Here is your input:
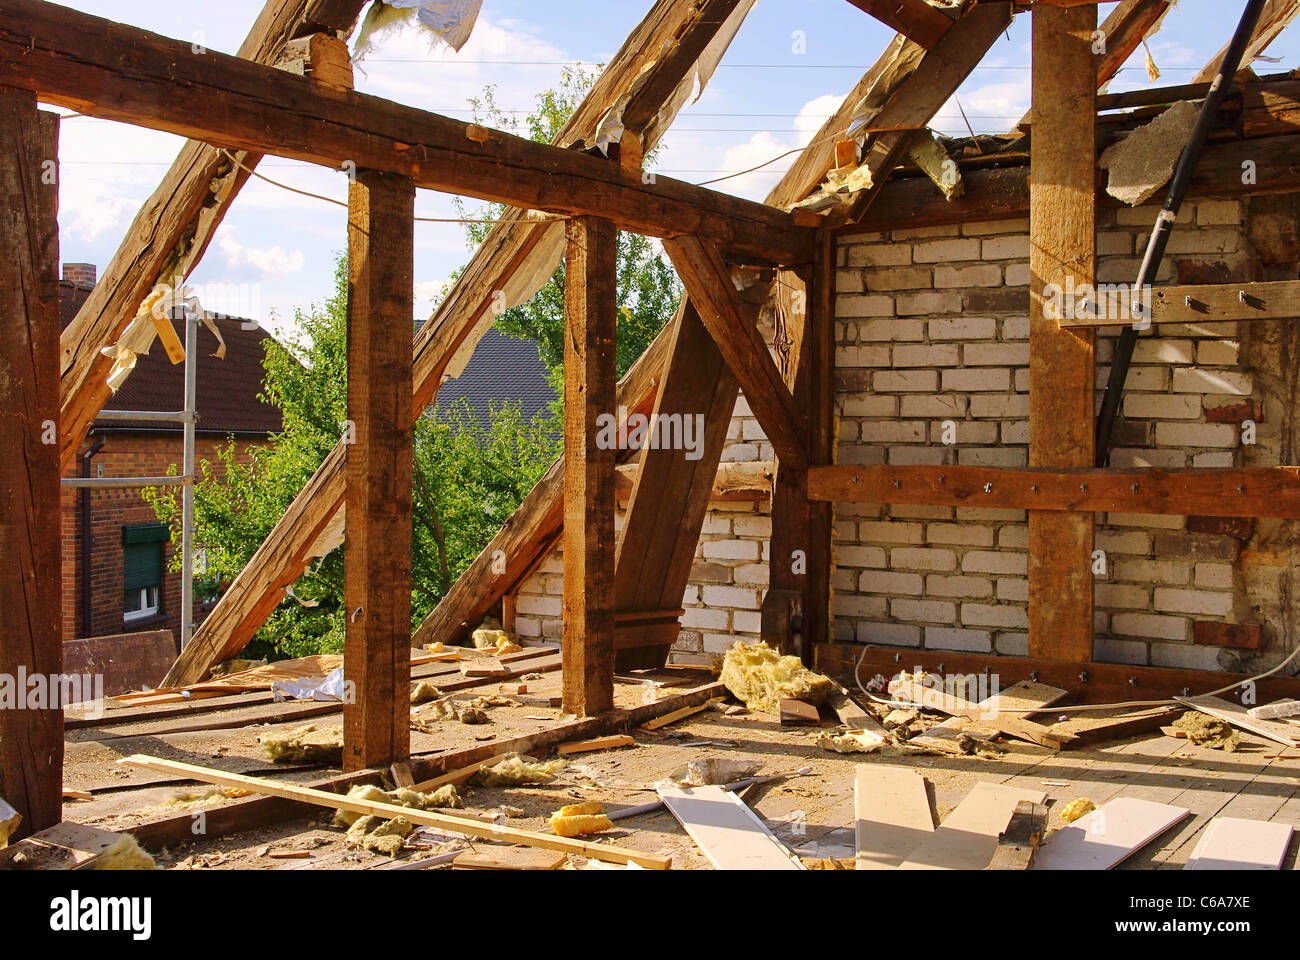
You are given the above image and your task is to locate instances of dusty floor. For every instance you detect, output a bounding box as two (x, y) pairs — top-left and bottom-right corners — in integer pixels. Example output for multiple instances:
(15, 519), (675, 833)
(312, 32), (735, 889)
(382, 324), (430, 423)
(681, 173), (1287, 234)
(55, 657), (1300, 870)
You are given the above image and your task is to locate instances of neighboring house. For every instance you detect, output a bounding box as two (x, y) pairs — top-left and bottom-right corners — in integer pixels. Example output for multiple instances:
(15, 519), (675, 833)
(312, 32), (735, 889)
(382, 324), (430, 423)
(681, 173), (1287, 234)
(58, 264), (283, 652)
(433, 326), (557, 431)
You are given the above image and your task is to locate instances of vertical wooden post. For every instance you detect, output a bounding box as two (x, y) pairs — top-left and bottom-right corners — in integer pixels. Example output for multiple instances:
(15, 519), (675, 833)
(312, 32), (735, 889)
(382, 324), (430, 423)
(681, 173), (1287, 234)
(344, 169), (414, 770)
(562, 216), (617, 716)
(765, 234), (831, 662)
(0, 90), (61, 837)
(1028, 4), (1097, 661)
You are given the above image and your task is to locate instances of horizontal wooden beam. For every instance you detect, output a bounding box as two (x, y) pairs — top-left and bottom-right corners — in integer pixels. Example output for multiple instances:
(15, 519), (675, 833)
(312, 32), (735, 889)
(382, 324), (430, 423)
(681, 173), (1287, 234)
(0, 0), (813, 265)
(844, 0), (955, 49)
(815, 643), (1300, 706)
(1060, 278), (1300, 327)
(808, 464), (1300, 518)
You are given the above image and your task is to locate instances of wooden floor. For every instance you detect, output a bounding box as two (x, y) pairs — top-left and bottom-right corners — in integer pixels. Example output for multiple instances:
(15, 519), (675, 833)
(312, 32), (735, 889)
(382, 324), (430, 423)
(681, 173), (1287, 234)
(54, 653), (1300, 870)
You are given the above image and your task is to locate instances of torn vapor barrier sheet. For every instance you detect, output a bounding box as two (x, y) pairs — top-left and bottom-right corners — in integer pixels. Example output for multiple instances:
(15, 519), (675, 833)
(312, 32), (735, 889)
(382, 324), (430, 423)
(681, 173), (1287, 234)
(354, 0), (484, 61)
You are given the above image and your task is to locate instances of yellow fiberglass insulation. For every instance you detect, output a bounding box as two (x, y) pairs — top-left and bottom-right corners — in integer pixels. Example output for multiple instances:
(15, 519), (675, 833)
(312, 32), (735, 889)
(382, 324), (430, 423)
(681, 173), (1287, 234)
(410, 679), (443, 705)
(345, 814), (414, 856)
(1059, 798), (1096, 823)
(332, 783), (461, 828)
(1173, 711), (1241, 751)
(719, 641), (835, 714)
(471, 753), (567, 787)
(90, 833), (156, 871)
(549, 800), (612, 837)
(261, 723), (344, 764)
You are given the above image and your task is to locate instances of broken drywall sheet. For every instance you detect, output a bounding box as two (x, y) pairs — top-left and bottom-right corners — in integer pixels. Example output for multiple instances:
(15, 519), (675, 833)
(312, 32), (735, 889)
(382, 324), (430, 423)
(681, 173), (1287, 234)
(1098, 99), (1200, 206)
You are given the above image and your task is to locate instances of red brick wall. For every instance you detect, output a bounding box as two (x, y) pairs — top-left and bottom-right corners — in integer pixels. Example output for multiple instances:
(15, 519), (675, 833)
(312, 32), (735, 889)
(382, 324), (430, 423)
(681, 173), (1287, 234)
(60, 431), (267, 646)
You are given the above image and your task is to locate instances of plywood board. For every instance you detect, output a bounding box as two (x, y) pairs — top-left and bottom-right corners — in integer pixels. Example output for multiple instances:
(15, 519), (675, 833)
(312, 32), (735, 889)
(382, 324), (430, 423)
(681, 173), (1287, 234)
(899, 782), (1047, 870)
(1034, 797), (1190, 870)
(657, 784), (804, 870)
(1185, 817), (1293, 870)
(854, 766), (934, 870)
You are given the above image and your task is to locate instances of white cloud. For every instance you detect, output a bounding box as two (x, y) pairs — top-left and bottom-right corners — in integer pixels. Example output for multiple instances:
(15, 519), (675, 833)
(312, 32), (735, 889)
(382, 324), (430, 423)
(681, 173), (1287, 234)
(217, 227), (304, 276)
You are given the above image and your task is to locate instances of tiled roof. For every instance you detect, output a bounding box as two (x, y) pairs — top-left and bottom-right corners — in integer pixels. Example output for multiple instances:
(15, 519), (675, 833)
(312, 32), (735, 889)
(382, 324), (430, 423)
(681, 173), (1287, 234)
(434, 327), (557, 432)
(60, 280), (283, 436)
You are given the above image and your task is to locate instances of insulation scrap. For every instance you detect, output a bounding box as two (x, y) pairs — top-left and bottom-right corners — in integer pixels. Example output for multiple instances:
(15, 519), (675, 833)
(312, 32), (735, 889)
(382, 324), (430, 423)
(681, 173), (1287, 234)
(472, 623), (511, 649)
(471, 753), (567, 786)
(1098, 100), (1200, 206)
(1059, 798), (1096, 823)
(803, 856), (856, 870)
(353, 0), (483, 62)
(668, 757), (763, 787)
(0, 797), (20, 849)
(410, 680), (443, 705)
(261, 723), (344, 764)
(550, 800), (615, 837)
(1173, 711), (1241, 751)
(719, 641), (835, 714)
(332, 783), (461, 828)
(346, 814), (414, 856)
(89, 833), (155, 871)
(495, 637), (524, 655)
(815, 728), (885, 755)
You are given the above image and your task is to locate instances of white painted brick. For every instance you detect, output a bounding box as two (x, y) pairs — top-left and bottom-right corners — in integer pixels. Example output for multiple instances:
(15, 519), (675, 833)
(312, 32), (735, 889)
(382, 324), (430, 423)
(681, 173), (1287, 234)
(861, 570), (925, 594)
(894, 343), (960, 367)
(1004, 262), (1031, 287)
(1001, 316), (1030, 339)
(914, 237), (981, 262)
(839, 545), (888, 568)
(962, 551), (1028, 575)
(926, 523), (994, 546)
(846, 244), (912, 267)
(1122, 394), (1201, 419)
(1196, 340), (1240, 365)
(1173, 368), (1252, 395)
(963, 342), (1029, 366)
(939, 421), (999, 445)
(516, 593), (561, 617)
(1194, 200), (1241, 225)
(701, 585), (761, 609)
(1155, 422), (1238, 448)
(895, 291), (964, 316)
(703, 633), (738, 653)
(900, 395), (969, 418)
(701, 539), (761, 562)
(859, 420), (928, 443)
(836, 344), (892, 367)
(1153, 588), (1233, 617)
(1192, 451), (1236, 469)
(1095, 530), (1151, 554)
(934, 263), (1003, 288)
(891, 598), (956, 623)
(929, 316), (996, 340)
(925, 626), (993, 652)
(996, 577), (1027, 602)
(1110, 448), (1188, 470)
(732, 610), (762, 634)
(733, 564), (770, 587)
(1095, 583), (1149, 609)
(995, 632), (1029, 656)
(859, 520), (924, 543)
(856, 317), (926, 341)
(980, 235), (1030, 259)
(834, 593), (889, 619)
(682, 585), (700, 605)
(515, 616), (541, 638)
(1107, 512), (1185, 530)
(959, 447), (1027, 467)
(875, 369), (939, 392)
(733, 516), (771, 538)
(969, 394), (1029, 418)
(1113, 558), (1190, 584)
(541, 618), (563, 639)
(856, 622), (922, 647)
(836, 269), (864, 294)
(1132, 338), (1195, 364)
(962, 218), (1029, 236)
(998, 526), (1029, 549)
(956, 507), (1026, 522)
(1112, 612), (1188, 641)
(836, 294), (896, 318)
(926, 574), (994, 598)
(1000, 421), (1029, 445)
(865, 266), (932, 291)
(942, 368), (1011, 392)
(893, 224), (959, 240)
(889, 446), (947, 465)
(699, 515), (731, 536)
(682, 606), (729, 630)
(890, 547), (957, 571)
(721, 443), (759, 462)
(1195, 563), (1235, 589)
(1164, 228), (1238, 255)
(841, 396), (900, 417)
(1150, 641), (1224, 671)
(961, 603), (1028, 629)
(1094, 635), (1148, 666)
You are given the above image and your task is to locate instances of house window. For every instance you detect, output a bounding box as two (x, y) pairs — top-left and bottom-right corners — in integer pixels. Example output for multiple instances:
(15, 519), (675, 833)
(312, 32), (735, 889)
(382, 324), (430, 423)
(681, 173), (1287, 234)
(122, 522), (169, 623)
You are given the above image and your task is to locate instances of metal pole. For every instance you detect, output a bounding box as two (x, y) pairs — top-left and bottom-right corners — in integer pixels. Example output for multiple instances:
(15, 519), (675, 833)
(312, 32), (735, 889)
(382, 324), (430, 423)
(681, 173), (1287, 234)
(181, 308), (198, 651)
(1094, 0), (1268, 465)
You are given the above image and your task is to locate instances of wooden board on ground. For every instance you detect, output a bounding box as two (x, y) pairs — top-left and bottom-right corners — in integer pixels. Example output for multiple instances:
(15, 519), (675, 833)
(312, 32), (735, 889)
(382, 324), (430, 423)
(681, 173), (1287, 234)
(557, 735), (635, 756)
(1185, 817), (1294, 870)
(1175, 695), (1300, 748)
(123, 754), (670, 869)
(987, 801), (1048, 870)
(1034, 797), (1191, 870)
(906, 679), (1069, 753)
(641, 698), (722, 730)
(779, 699), (820, 726)
(899, 782), (1048, 870)
(454, 846), (568, 870)
(0, 821), (124, 870)
(461, 660), (510, 678)
(657, 784), (804, 870)
(828, 681), (886, 732)
(854, 766), (934, 870)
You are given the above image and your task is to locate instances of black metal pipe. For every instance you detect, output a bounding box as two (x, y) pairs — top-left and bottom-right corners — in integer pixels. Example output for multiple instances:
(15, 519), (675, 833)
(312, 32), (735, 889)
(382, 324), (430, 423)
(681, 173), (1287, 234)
(1094, 0), (1268, 466)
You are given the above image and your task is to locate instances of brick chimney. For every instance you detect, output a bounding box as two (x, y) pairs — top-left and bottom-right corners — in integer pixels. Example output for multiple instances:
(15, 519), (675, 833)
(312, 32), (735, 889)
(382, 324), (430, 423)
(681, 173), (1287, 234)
(62, 262), (96, 286)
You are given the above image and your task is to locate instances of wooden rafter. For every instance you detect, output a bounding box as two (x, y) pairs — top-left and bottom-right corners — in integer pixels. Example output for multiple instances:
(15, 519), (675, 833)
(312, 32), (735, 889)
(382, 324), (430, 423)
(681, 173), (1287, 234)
(161, 0), (757, 686)
(665, 236), (808, 472)
(844, 0), (955, 49)
(55, 0), (368, 473)
(1193, 0), (1299, 83)
(0, 1), (811, 266)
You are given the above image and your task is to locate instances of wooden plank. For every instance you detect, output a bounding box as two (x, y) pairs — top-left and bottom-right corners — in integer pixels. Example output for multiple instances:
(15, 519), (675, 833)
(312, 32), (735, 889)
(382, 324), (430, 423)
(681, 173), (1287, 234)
(807, 464), (1300, 519)
(899, 782), (1048, 870)
(1186, 816), (1294, 870)
(409, 753), (511, 794)
(843, 0), (954, 49)
(0, 1), (812, 266)
(56, 0), (367, 471)
(657, 784), (804, 870)
(615, 459), (772, 502)
(854, 766), (934, 870)
(563, 217), (617, 717)
(612, 299), (741, 668)
(1034, 797), (1191, 870)
(1145, 279), (1297, 326)
(640, 698), (722, 730)
(665, 236), (806, 471)
(1175, 695), (1300, 748)
(556, 735), (635, 756)
(910, 680), (1068, 754)
(342, 169), (414, 771)
(1029, 1), (1097, 663)
(455, 846), (568, 870)
(123, 755), (671, 869)
(891, 675), (1076, 750)
(0, 92), (61, 840)
(0, 822), (124, 870)
(987, 801), (1049, 871)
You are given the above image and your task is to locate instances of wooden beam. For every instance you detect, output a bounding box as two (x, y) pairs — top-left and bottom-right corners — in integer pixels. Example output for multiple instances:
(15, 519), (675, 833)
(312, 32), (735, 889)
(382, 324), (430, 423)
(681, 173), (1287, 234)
(161, 0), (747, 687)
(1029, 2), (1097, 663)
(837, 1), (1013, 224)
(343, 170), (414, 771)
(562, 217), (618, 717)
(808, 464), (1300, 519)
(1193, 0), (1299, 83)
(844, 0), (955, 49)
(613, 300), (741, 668)
(0, 91), (61, 840)
(0, 1), (812, 267)
(1099, 0), (1173, 87)
(615, 459), (773, 502)
(666, 236), (807, 471)
(1060, 278), (1300, 327)
(815, 642), (1300, 706)
(56, 0), (366, 473)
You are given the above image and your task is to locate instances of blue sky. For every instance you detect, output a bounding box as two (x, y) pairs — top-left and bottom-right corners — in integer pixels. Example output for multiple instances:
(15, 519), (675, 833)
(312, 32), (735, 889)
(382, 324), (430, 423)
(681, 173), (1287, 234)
(52, 0), (1298, 338)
